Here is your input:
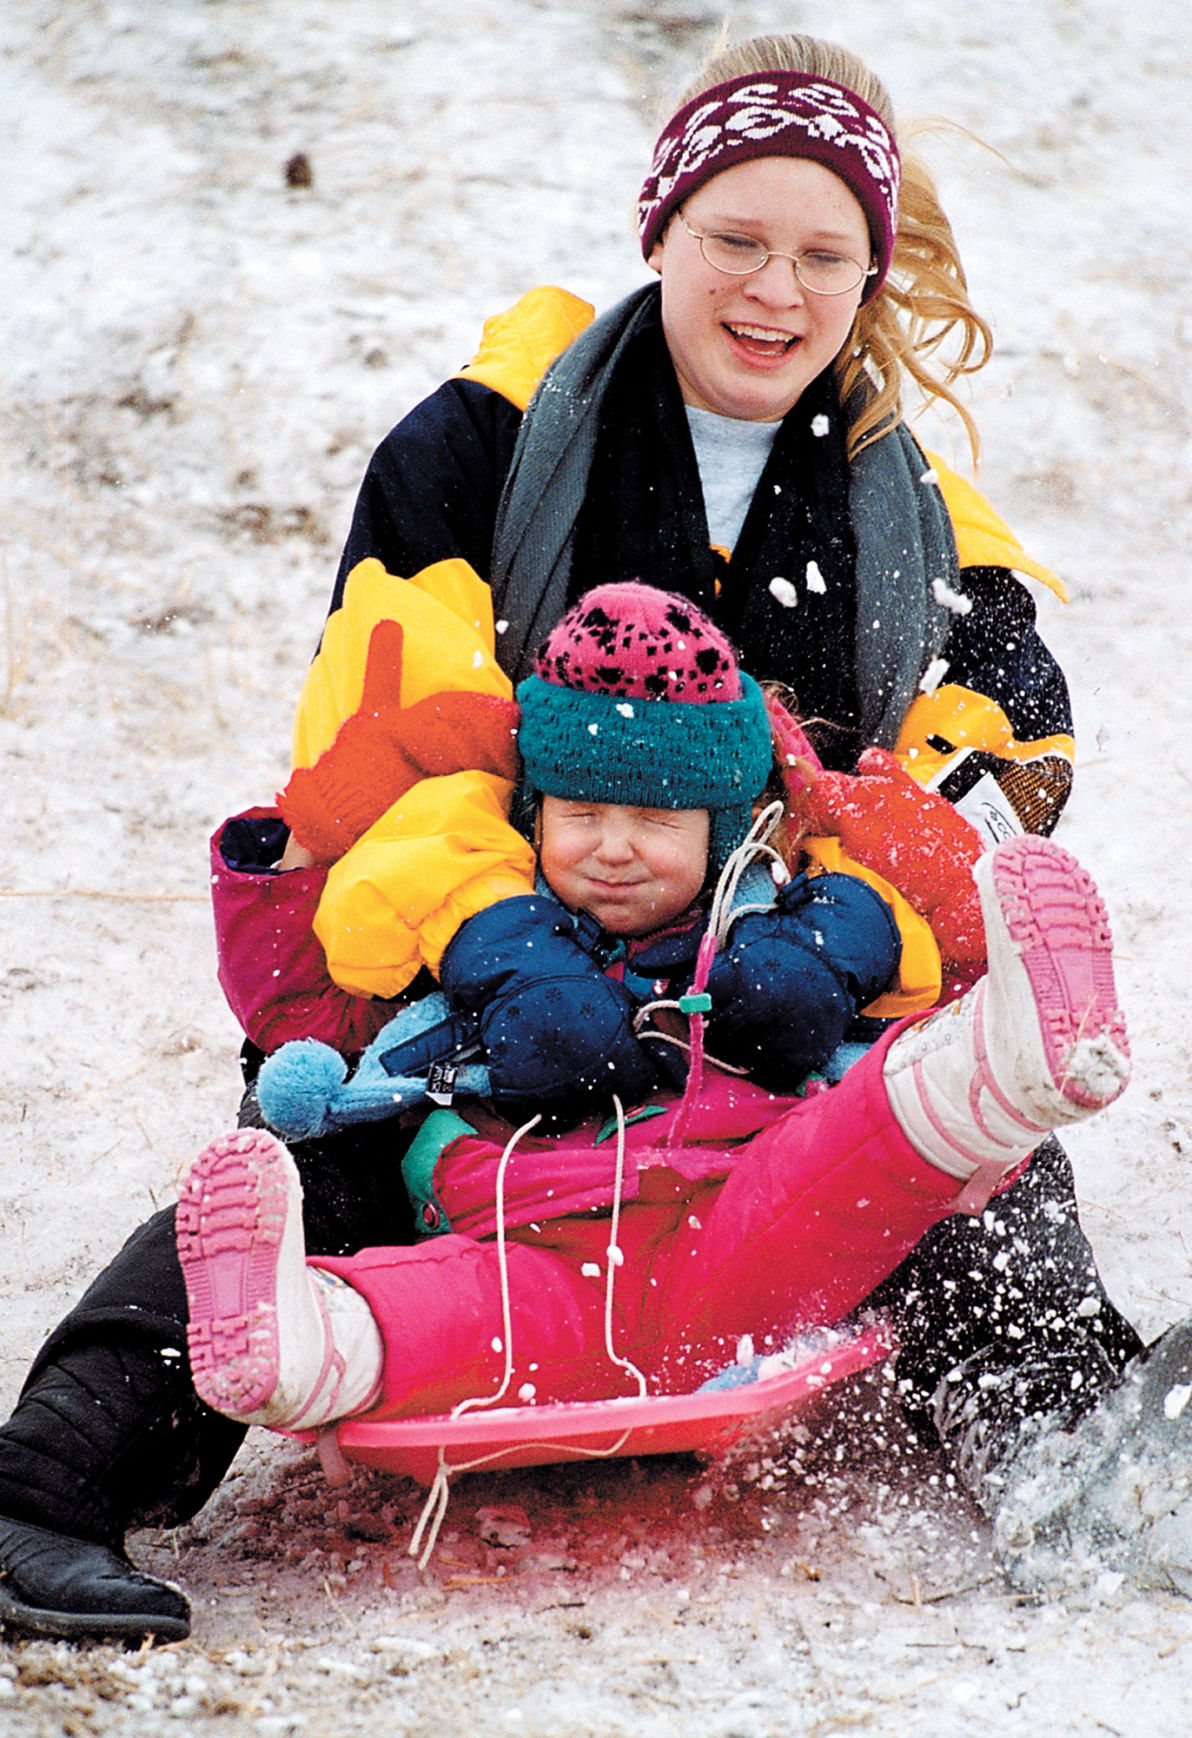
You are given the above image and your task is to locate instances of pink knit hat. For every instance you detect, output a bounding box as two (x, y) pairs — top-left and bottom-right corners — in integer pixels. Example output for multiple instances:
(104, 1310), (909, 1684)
(516, 584), (774, 873)
(534, 582), (742, 702)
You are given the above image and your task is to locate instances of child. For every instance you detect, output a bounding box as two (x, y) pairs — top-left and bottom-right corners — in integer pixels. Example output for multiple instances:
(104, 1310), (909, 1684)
(247, 582), (930, 1147)
(175, 589), (1131, 1496)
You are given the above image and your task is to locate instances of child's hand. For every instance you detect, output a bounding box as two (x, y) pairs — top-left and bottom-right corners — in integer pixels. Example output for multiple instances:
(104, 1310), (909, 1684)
(805, 748), (986, 969)
(441, 895), (658, 1129)
(703, 873), (902, 1091)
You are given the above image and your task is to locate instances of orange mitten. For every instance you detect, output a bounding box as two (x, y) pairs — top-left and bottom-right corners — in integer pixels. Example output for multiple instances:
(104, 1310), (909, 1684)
(278, 618), (520, 864)
(805, 747), (986, 969)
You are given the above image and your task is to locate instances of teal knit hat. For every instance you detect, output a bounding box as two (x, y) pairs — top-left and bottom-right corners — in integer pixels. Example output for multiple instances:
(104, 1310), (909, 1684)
(516, 584), (774, 874)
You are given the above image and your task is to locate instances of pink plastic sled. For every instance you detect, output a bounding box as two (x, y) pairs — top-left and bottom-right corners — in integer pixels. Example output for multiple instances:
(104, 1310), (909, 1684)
(322, 1319), (894, 1487)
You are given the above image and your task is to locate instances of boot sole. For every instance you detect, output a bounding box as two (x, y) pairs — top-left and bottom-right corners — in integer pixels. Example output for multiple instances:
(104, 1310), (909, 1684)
(177, 1130), (296, 1419)
(0, 1581), (190, 1645)
(979, 835), (1129, 1111)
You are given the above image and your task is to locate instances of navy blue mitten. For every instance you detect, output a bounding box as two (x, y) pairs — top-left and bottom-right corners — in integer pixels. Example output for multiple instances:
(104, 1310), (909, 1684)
(698, 872), (901, 1092)
(440, 894), (659, 1128)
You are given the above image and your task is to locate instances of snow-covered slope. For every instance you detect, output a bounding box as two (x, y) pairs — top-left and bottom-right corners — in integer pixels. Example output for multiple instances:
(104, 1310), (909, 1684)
(2, 1), (1190, 1731)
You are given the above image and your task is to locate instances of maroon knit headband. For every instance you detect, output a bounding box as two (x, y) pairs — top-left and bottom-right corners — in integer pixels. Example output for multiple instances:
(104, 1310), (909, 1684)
(638, 72), (900, 301)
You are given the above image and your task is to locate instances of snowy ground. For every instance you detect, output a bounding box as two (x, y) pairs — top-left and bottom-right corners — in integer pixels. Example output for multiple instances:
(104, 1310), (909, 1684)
(2, 0), (1191, 1732)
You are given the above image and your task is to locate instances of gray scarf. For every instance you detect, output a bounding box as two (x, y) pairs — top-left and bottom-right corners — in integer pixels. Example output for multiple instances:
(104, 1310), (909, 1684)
(490, 284), (958, 749)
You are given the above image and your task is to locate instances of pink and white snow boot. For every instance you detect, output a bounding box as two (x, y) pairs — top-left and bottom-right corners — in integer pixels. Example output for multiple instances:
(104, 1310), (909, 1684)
(177, 1129), (383, 1430)
(884, 834), (1130, 1213)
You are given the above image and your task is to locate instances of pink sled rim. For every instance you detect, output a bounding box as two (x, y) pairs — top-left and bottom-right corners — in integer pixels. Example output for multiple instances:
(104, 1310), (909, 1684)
(292, 1320), (894, 1486)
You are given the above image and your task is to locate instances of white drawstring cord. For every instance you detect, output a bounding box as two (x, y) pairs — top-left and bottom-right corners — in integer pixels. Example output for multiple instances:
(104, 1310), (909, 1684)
(407, 1110), (539, 1568)
(632, 798), (789, 1072)
(601, 1096), (649, 1401)
(407, 1096), (647, 1569)
(630, 1008), (750, 1075)
(659, 801), (792, 1150)
(408, 810), (793, 1563)
(705, 800), (788, 944)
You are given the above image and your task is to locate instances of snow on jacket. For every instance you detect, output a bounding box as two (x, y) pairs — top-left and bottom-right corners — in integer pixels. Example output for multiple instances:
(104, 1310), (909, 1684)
(292, 286), (1074, 1000)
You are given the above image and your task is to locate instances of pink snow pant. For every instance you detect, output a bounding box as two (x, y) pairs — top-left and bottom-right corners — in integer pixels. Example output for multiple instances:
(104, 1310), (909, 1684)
(317, 1033), (963, 1419)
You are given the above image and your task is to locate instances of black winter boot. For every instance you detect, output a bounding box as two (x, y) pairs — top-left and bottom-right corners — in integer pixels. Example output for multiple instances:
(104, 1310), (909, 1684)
(0, 1516), (189, 1644)
(0, 1205), (246, 1549)
(0, 1333), (240, 1645)
(931, 1338), (1121, 1513)
(0, 1207), (244, 1644)
(986, 1317), (1192, 1598)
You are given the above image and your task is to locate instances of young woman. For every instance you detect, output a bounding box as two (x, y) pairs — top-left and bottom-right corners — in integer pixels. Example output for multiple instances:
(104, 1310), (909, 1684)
(0, 33), (1177, 1646)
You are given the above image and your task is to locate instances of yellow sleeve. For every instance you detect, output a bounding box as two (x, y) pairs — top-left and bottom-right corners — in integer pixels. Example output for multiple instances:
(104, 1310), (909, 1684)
(313, 771), (536, 1000)
(290, 557), (511, 771)
(802, 836), (942, 1018)
(894, 683), (1075, 790)
(925, 451), (1067, 601)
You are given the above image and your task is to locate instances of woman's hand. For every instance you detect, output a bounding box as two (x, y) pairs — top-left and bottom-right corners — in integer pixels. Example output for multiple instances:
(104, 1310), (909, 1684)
(806, 748), (986, 968)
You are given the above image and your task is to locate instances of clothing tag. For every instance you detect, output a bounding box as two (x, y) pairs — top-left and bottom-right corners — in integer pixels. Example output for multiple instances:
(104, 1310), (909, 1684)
(425, 1062), (458, 1106)
(926, 749), (1022, 848)
(952, 773), (1022, 848)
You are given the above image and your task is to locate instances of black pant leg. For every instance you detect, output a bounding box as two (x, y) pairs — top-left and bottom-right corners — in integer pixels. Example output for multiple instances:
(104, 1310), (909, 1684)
(0, 1115), (418, 1543)
(869, 1136), (1144, 1442)
(0, 1208), (241, 1542)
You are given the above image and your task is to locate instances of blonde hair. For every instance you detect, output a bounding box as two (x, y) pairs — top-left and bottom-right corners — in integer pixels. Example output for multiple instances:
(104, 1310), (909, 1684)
(671, 34), (992, 463)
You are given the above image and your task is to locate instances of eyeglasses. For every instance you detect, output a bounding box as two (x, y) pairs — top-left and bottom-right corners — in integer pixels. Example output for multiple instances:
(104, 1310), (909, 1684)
(677, 209), (876, 298)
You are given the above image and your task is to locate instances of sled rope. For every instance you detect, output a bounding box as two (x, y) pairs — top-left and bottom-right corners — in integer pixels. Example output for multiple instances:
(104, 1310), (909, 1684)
(601, 1097), (650, 1399)
(407, 1097), (647, 1569)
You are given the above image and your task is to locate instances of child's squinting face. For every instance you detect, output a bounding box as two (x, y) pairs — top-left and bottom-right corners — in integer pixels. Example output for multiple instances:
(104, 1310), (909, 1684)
(538, 797), (710, 936)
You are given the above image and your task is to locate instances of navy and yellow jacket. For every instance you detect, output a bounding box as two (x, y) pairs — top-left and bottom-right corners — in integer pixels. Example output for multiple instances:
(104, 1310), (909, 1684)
(292, 287), (1072, 1004)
